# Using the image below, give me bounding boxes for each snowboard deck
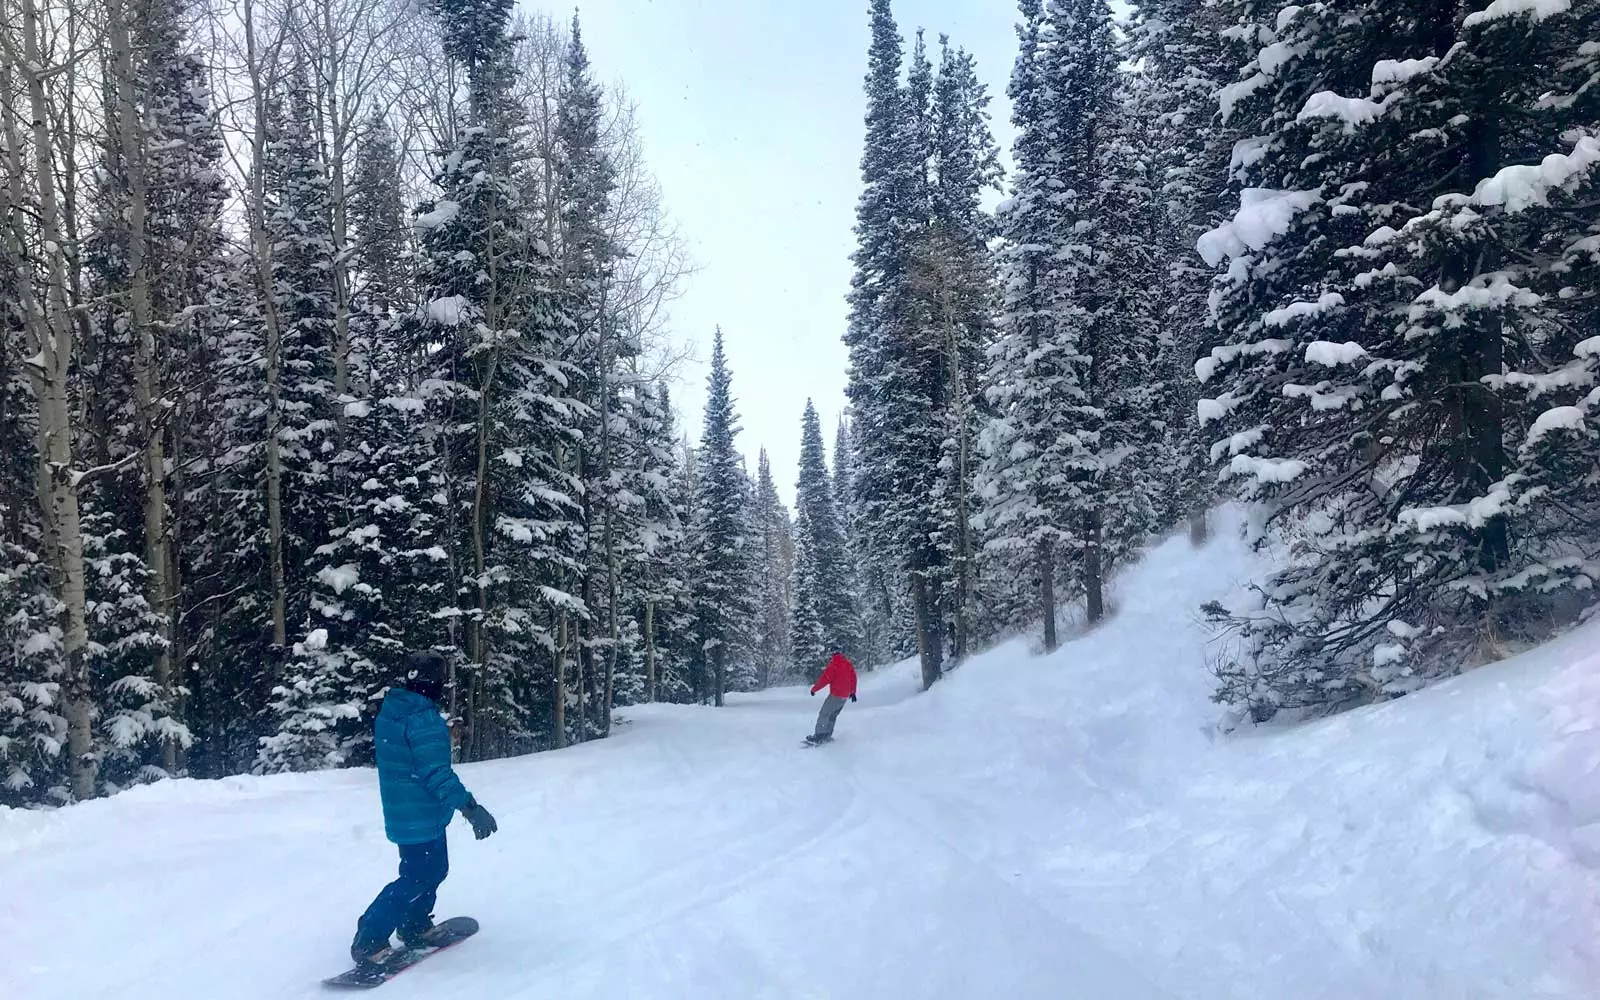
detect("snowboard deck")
[323,916,478,990]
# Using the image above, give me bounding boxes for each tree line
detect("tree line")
[0,0,799,804]
[843,0,1598,725]
[3,0,1596,805]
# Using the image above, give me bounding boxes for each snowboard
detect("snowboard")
[322,916,479,990]
[801,735,833,748]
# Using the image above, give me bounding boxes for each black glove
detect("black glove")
[461,796,497,840]
[810,689,816,696]
[850,694,857,703]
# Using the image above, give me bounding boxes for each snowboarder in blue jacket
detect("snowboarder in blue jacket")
[350,650,498,966]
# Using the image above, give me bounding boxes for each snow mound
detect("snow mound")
[4,513,1598,999]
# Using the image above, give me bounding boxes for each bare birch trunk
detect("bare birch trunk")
[598,300,619,735]
[109,0,178,770]
[8,3,98,798]
[321,5,353,440]
[242,0,288,648]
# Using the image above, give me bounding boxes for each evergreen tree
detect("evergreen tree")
[978,0,1126,652]
[402,0,583,756]
[844,0,947,689]
[555,14,627,739]
[615,380,688,705]
[791,401,854,670]
[752,450,793,688]
[658,437,701,704]
[692,329,754,706]
[920,35,1001,663]
[1127,0,1233,538]
[1197,0,1600,719]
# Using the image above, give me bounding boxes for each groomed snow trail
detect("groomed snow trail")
[5,514,1598,999]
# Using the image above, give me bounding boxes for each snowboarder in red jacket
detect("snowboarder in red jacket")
[806,652,857,744]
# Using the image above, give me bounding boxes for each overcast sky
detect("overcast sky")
[526,0,1022,506]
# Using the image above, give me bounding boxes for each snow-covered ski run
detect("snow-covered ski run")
[5,514,1596,999]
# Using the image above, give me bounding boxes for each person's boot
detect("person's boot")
[399,918,445,949]
[350,935,398,967]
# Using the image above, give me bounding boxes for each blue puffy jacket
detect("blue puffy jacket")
[374,687,471,845]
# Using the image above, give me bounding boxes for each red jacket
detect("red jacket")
[811,653,857,699]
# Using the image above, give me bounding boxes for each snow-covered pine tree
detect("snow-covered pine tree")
[253,65,359,772]
[829,416,871,662]
[554,14,628,740]
[790,401,854,671]
[1126,0,1234,540]
[657,433,701,704]
[979,0,1126,651]
[789,505,826,677]
[752,450,793,688]
[920,35,1001,663]
[607,379,682,705]
[845,0,951,689]
[691,329,754,706]
[0,328,64,800]
[1198,0,1600,719]
[74,0,236,782]
[404,0,583,756]
[181,251,280,777]
[1093,73,1169,576]
[78,509,185,791]
[348,114,411,387]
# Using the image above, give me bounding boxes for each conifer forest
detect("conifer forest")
[2,0,1596,807]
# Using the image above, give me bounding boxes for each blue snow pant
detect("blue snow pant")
[354,835,449,950]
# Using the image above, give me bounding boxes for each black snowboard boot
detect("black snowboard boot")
[399,920,445,949]
[351,937,398,967]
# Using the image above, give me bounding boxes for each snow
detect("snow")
[1468,136,1600,213]
[1304,339,1368,366]
[1198,188,1321,266]
[1257,41,1301,77]
[412,200,460,231]
[1264,292,1345,327]
[1398,483,1513,532]
[1228,453,1310,483]
[5,517,1600,999]
[1527,405,1590,445]
[1298,91,1388,128]
[1197,395,1238,425]
[1372,57,1439,86]
[1218,74,1268,121]
[426,295,471,327]
[315,565,361,595]
[1463,0,1571,27]
[1373,643,1407,668]
[1412,273,1541,321]
[1229,135,1270,175]
[301,628,329,652]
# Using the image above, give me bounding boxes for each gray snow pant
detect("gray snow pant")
[813,694,847,740]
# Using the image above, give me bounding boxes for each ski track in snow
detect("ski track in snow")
[4,510,1598,999]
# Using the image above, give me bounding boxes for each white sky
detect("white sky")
[525,0,1023,506]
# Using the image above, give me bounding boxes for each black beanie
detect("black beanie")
[402,650,448,703]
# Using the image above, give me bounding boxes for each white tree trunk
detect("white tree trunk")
[242,0,288,648]
[109,0,178,770]
[7,0,98,798]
